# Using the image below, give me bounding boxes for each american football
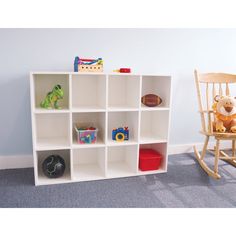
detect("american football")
[141,94,162,107]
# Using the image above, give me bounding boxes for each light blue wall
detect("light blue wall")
[1,28,236,155]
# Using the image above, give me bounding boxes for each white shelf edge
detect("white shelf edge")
[108,107,139,112]
[36,178,72,186]
[139,139,168,144]
[72,143,106,149]
[72,108,106,113]
[140,107,170,111]
[34,108,70,114]
[107,140,138,147]
[137,168,167,176]
[36,146,71,151]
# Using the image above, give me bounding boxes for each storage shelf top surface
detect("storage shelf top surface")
[30,72,171,78]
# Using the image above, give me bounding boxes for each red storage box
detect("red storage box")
[139,149,162,171]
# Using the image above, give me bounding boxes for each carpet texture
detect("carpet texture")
[0,153,236,208]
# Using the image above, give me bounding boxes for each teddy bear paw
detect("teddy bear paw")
[216,127,226,133]
[231,126,236,133]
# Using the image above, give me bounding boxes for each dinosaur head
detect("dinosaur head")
[53,85,64,99]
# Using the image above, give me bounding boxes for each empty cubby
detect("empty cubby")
[107,145,138,177]
[140,110,169,143]
[72,74,106,110]
[72,148,106,181]
[35,113,70,150]
[108,75,140,109]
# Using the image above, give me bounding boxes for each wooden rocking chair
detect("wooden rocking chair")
[194,70,236,179]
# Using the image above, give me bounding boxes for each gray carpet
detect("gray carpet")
[1,153,236,208]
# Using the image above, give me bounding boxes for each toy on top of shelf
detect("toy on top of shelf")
[42,155,66,178]
[139,149,162,171]
[113,68,131,73]
[74,57,103,72]
[40,84,64,109]
[74,124,98,144]
[112,127,129,142]
[141,94,162,107]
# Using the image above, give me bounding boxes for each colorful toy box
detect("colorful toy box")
[74,125,98,144]
[139,149,162,171]
[74,57,103,72]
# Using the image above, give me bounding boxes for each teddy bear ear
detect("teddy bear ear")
[214,95,221,102]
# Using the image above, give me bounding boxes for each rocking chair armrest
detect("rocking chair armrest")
[198,110,214,114]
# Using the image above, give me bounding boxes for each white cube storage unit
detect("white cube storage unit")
[30,72,171,185]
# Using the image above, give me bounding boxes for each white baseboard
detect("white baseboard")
[0,155,33,170]
[168,140,232,155]
[0,140,234,170]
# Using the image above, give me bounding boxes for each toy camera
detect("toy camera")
[112,127,129,142]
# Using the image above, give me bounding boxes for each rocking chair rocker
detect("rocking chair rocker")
[194,70,236,179]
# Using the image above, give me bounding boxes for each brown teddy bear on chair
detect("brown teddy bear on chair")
[213,95,236,133]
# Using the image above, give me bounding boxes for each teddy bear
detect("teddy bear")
[212,95,236,133]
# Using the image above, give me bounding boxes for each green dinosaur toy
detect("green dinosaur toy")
[40,84,64,109]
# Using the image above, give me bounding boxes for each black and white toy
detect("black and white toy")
[42,155,66,178]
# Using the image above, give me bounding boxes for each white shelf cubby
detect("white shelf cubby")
[36,149,71,185]
[30,72,171,185]
[107,111,139,145]
[141,75,171,109]
[138,143,168,175]
[72,74,106,111]
[107,145,138,177]
[140,110,169,144]
[72,148,106,181]
[33,74,69,111]
[35,113,70,150]
[72,112,106,147]
[108,74,140,110]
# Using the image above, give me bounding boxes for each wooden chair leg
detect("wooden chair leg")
[224,140,236,167]
[232,140,236,157]
[214,139,220,174]
[201,136,209,160]
[194,136,221,179]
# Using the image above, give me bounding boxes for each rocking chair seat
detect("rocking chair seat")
[200,131,236,139]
